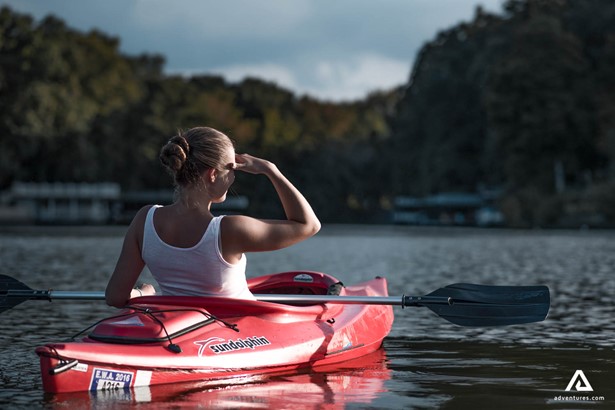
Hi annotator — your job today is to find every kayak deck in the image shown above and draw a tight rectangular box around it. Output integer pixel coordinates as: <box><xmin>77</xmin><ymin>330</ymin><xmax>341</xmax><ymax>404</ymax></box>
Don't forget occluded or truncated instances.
<box><xmin>36</xmin><ymin>271</ymin><xmax>394</xmax><ymax>393</ymax></box>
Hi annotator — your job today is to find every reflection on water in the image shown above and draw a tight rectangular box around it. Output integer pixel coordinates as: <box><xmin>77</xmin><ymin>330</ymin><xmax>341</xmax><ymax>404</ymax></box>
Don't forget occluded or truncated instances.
<box><xmin>385</xmin><ymin>337</ymin><xmax>615</xmax><ymax>409</ymax></box>
<box><xmin>1</xmin><ymin>225</ymin><xmax>614</xmax><ymax>408</ymax></box>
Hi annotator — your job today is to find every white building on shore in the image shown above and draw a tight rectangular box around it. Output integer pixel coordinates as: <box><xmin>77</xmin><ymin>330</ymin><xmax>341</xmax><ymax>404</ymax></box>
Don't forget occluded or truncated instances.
<box><xmin>0</xmin><ymin>182</ymin><xmax>249</xmax><ymax>225</ymax></box>
<box><xmin>4</xmin><ymin>182</ymin><xmax>121</xmax><ymax>224</ymax></box>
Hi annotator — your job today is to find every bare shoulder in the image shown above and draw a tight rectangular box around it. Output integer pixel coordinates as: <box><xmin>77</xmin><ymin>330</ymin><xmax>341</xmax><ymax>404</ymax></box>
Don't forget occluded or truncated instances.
<box><xmin>125</xmin><ymin>205</ymin><xmax>156</xmax><ymax>243</ymax></box>
<box><xmin>219</xmin><ymin>214</ymin><xmax>267</xmax><ymax>249</ymax></box>
<box><xmin>131</xmin><ymin>205</ymin><xmax>155</xmax><ymax>227</ymax></box>
<box><xmin>219</xmin><ymin>215</ymin><xmax>254</xmax><ymax>260</ymax></box>
<box><xmin>220</xmin><ymin>214</ymin><xmax>259</xmax><ymax>234</ymax></box>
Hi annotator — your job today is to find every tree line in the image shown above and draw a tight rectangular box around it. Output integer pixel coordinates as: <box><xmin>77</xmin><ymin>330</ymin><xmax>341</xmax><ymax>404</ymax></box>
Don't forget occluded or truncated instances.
<box><xmin>390</xmin><ymin>0</ymin><xmax>615</xmax><ymax>227</ymax></box>
<box><xmin>1</xmin><ymin>1</ymin><xmax>614</xmax><ymax>227</ymax></box>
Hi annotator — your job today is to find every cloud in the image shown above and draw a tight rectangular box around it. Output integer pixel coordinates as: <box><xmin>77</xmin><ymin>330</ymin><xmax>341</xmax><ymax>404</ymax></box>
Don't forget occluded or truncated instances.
<box><xmin>178</xmin><ymin>54</ymin><xmax>408</xmax><ymax>102</ymax></box>
<box><xmin>309</xmin><ymin>54</ymin><xmax>410</xmax><ymax>100</ymax></box>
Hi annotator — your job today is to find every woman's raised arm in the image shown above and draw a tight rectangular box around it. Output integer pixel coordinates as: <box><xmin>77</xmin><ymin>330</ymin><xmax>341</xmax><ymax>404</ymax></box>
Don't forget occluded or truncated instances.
<box><xmin>221</xmin><ymin>154</ymin><xmax>320</xmax><ymax>258</ymax></box>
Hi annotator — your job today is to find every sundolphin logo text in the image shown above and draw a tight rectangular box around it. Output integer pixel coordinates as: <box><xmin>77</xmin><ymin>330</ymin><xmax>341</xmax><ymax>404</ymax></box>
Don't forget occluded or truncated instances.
<box><xmin>194</xmin><ymin>336</ymin><xmax>271</xmax><ymax>356</ymax></box>
<box><xmin>565</xmin><ymin>370</ymin><xmax>593</xmax><ymax>392</ymax></box>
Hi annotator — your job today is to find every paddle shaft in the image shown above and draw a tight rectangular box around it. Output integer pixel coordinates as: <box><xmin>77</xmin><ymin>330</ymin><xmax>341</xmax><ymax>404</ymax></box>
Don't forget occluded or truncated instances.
<box><xmin>1</xmin><ymin>274</ymin><xmax>550</xmax><ymax>326</ymax></box>
<box><xmin>4</xmin><ymin>289</ymin><xmax>451</xmax><ymax>306</ymax></box>
<box><xmin>7</xmin><ymin>289</ymin><xmax>106</xmax><ymax>301</ymax></box>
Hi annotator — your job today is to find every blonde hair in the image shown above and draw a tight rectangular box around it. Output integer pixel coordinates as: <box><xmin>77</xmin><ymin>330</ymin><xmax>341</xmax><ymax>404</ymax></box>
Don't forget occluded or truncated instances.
<box><xmin>159</xmin><ymin>127</ymin><xmax>234</xmax><ymax>187</ymax></box>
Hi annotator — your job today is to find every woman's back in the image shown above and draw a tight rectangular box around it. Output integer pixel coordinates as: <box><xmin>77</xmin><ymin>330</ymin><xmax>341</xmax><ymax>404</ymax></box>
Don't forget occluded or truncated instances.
<box><xmin>142</xmin><ymin>205</ymin><xmax>254</xmax><ymax>299</ymax></box>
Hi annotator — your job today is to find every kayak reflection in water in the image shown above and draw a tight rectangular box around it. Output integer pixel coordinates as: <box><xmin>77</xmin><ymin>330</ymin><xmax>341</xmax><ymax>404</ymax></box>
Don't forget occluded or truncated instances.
<box><xmin>105</xmin><ymin>126</ymin><xmax>320</xmax><ymax>308</ymax></box>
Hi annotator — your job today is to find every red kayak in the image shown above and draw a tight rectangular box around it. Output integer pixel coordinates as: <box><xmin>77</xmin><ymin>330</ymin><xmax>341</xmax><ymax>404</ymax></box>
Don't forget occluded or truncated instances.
<box><xmin>35</xmin><ymin>271</ymin><xmax>394</xmax><ymax>393</ymax></box>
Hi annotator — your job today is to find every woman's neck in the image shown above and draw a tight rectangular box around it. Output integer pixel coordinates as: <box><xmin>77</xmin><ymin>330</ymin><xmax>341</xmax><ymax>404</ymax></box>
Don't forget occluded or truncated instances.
<box><xmin>175</xmin><ymin>185</ymin><xmax>213</xmax><ymax>213</ymax></box>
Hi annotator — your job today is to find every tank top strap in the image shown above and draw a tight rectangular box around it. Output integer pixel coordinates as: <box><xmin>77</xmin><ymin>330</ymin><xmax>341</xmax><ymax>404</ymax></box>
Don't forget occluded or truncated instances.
<box><xmin>143</xmin><ymin>205</ymin><xmax>162</xmax><ymax>252</ymax></box>
<box><xmin>207</xmin><ymin>215</ymin><xmax>224</xmax><ymax>254</ymax></box>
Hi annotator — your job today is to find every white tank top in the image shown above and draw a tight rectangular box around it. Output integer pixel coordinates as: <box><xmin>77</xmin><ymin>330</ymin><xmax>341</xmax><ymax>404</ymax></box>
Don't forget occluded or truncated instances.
<box><xmin>142</xmin><ymin>205</ymin><xmax>254</xmax><ymax>300</ymax></box>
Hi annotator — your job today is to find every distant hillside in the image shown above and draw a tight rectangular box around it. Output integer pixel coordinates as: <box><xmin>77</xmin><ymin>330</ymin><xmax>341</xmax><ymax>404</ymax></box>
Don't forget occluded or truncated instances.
<box><xmin>390</xmin><ymin>0</ymin><xmax>615</xmax><ymax>227</ymax></box>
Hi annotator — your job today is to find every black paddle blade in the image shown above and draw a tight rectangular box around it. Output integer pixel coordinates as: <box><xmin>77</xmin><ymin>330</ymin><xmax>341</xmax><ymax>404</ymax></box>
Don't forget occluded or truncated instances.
<box><xmin>0</xmin><ymin>274</ymin><xmax>34</xmax><ymax>313</ymax></box>
<box><xmin>423</xmin><ymin>283</ymin><xmax>550</xmax><ymax>326</ymax></box>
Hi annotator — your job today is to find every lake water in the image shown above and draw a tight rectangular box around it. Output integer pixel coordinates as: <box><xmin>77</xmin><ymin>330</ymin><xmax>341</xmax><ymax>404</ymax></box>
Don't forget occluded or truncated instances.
<box><xmin>0</xmin><ymin>225</ymin><xmax>614</xmax><ymax>409</ymax></box>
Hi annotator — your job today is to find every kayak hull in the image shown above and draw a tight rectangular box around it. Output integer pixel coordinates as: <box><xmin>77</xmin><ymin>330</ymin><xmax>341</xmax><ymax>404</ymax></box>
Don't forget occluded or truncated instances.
<box><xmin>36</xmin><ymin>271</ymin><xmax>394</xmax><ymax>393</ymax></box>
<box><xmin>45</xmin><ymin>348</ymin><xmax>391</xmax><ymax>408</ymax></box>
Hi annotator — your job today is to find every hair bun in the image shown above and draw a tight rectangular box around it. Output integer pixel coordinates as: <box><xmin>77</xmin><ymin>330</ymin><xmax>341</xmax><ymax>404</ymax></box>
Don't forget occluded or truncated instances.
<box><xmin>169</xmin><ymin>135</ymin><xmax>190</xmax><ymax>154</ymax></box>
<box><xmin>160</xmin><ymin>134</ymin><xmax>190</xmax><ymax>172</ymax></box>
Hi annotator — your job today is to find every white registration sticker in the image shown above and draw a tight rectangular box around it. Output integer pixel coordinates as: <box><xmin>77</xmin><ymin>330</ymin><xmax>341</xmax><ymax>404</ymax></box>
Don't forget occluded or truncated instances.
<box><xmin>89</xmin><ymin>368</ymin><xmax>134</xmax><ymax>391</ymax></box>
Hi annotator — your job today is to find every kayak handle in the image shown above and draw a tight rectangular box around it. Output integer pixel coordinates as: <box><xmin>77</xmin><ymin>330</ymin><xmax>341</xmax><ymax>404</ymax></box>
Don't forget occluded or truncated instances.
<box><xmin>50</xmin><ymin>359</ymin><xmax>79</xmax><ymax>375</ymax></box>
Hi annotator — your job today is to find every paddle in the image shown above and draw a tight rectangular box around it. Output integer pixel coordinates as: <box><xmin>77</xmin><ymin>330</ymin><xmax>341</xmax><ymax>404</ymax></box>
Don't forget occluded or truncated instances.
<box><xmin>0</xmin><ymin>274</ymin><xmax>549</xmax><ymax>326</ymax></box>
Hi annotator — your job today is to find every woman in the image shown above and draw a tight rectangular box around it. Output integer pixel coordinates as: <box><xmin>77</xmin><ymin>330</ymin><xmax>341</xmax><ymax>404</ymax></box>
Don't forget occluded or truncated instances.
<box><xmin>105</xmin><ymin>126</ymin><xmax>320</xmax><ymax>307</ymax></box>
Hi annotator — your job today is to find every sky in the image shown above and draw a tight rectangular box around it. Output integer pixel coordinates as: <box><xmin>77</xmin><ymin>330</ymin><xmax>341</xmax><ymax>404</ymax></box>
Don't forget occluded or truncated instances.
<box><xmin>3</xmin><ymin>0</ymin><xmax>506</xmax><ymax>101</ymax></box>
